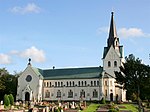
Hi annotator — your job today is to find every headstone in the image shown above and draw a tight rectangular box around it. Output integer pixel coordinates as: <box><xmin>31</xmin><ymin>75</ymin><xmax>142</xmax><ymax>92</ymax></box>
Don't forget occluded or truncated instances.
<box><xmin>71</xmin><ymin>101</ymin><xmax>75</xmax><ymax>109</ymax></box>
<box><xmin>59</xmin><ymin>102</ymin><xmax>61</xmax><ymax>107</ymax></box>
<box><xmin>46</xmin><ymin>106</ymin><xmax>49</xmax><ymax>112</ymax></box>
<box><xmin>15</xmin><ymin>101</ymin><xmax>19</xmax><ymax>106</ymax></box>
<box><xmin>64</xmin><ymin>105</ymin><xmax>68</xmax><ymax>110</ymax></box>
<box><xmin>0</xmin><ymin>101</ymin><xmax>3</xmax><ymax>105</ymax></box>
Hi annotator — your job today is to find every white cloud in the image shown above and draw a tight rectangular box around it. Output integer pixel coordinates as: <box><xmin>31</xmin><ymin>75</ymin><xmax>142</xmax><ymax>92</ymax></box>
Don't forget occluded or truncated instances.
<box><xmin>118</xmin><ymin>28</ymin><xmax>149</xmax><ymax>38</ymax></box>
<box><xmin>10</xmin><ymin>3</ymin><xmax>41</xmax><ymax>14</ymax></box>
<box><xmin>20</xmin><ymin>46</ymin><xmax>45</xmax><ymax>63</ymax></box>
<box><xmin>97</xmin><ymin>27</ymin><xmax>150</xmax><ymax>38</ymax></box>
<box><xmin>0</xmin><ymin>53</ymin><xmax>11</xmax><ymax>64</ymax></box>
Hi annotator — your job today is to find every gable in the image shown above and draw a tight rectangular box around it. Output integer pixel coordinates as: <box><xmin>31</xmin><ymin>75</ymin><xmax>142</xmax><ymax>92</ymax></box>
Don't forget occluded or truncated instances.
<box><xmin>104</xmin><ymin>45</ymin><xmax>120</xmax><ymax>60</ymax></box>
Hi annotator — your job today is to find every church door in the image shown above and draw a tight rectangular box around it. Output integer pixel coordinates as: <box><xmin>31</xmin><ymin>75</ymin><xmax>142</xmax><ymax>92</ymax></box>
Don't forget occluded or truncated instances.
<box><xmin>110</xmin><ymin>93</ymin><xmax>113</xmax><ymax>101</ymax></box>
<box><xmin>25</xmin><ymin>92</ymin><xmax>30</xmax><ymax>101</ymax></box>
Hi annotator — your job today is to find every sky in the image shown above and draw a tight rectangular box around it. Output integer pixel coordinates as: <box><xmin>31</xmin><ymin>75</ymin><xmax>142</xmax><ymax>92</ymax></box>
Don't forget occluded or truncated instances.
<box><xmin>0</xmin><ymin>0</ymin><xmax>150</xmax><ymax>74</ymax></box>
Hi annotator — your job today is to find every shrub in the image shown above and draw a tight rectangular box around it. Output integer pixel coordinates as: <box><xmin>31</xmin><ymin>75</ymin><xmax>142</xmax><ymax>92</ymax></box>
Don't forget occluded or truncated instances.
<box><xmin>4</xmin><ymin>94</ymin><xmax>10</xmax><ymax>106</ymax></box>
<box><xmin>101</xmin><ymin>97</ymin><xmax>106</xmax><ymax>104</ymax></box>
<box><xmin>8</xmin><ymin>94</ymin><xmax>14</xmax><ymax>105</ymax></box>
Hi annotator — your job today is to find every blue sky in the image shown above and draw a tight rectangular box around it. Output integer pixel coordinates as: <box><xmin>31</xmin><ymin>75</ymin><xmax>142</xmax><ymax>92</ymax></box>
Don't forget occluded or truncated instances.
<box><xmin>0</xmin><ymin>0</ymin><xmax>150</xmax><ymax>74</ymax></box>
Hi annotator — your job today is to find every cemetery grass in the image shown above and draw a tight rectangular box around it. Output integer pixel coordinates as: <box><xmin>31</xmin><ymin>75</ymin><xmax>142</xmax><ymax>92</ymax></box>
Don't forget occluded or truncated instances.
<box><xmin>81</xmin><ymin>103</ymin><xmax>100</xmax><ymax>112</ymax></box>
<box><xmin>118</xmin><ymin>104</ymin><xmax>138</xmax><ymax>112</ymax></box>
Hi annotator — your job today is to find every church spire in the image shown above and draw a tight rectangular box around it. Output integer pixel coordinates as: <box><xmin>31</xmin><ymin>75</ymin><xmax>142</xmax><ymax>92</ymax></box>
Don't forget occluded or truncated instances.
<box><xmin>107</xmin><ymin>12</ymin><xmax>118</xmax><ymax>47</ymax></box>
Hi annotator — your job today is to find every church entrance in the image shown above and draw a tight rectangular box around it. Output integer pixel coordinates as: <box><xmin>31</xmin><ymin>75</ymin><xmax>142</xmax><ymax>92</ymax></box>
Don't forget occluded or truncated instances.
<box><xmin>25</xmin><ymin>92</ymin><xmax>30</xmax><ymax>101</ymax></box>
<box><xmin>110</xmin><ymin>93</ymin><xmax>113</xmax><ymax>101</ymax></box>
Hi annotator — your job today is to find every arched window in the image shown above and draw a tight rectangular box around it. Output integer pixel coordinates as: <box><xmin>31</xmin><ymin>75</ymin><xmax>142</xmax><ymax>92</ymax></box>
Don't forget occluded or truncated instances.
<box><xmin>78</xmin><ymin>81</ymin><xmax>80</xmax><ymax>86</ymax></box>
<box><xmin>93</xmin><ymin>89</ymin><xmax>98</xmax><ymax>98</ymax></box>
<box><xmin>82</xmin><ymin>81</ymin><xmax>83</xmax><ymax>86</ymax></box>
<box><xmin>50</xmin><ymin>82</ymin><xmax>51</xmax><ymax>87</ymax></box>
<box><xmin>80</xmin><ymin>89</ymin><xmax>85</xmax><ymax>98</ymax></box>
<box><xmin>108</xmin><ymin>61</ymin><xmax>111</xmax><ymax>67</ymax></box>
<box><xmin>91</xmin><ymin>81</ymin><xmax>93</xmax><ymax>86</ymax></box>
<box><xmin>45</xmin><ymin>90</ymin><xmax>50</xmax><ymax>98</ymax></box>
<box><xmin>61</xmin><ymin>82</ymin><xmax>63</xmax><ymax>87</ymax></box>
<box><xmin>73</xmin><ymin>81</ymin><xmax>75</xmax><ymax>86</ymax></box>
<box><xmin>57</xmin><ymin>90</ymin><xmax>61</xmax><ymax>98</ymax></box>
<box><xmin>67</xmin><ymin>82</ymin><xmax>68</xmax><ymax>87</ymax></box>
<box><xmin>58</xmin><ymin>82</ymin><xmax>60</xmax><ymax>87</ymax></box>
<box><xmin>97</xmin><ymin>81</ymin><xmax>99</xmax><ymax>86</ymax></box>
<box><xmin>47</xmin><ymin>82</ymin><xmax>49</xmax><ymax>87</ymax></box>
<box><xmin>114</xmin><ymin>61</ymin><xmax>117</xmax><ymax>67</ymax></box>
<box><xmin>85</xmin><ymin>81</ymin><xmax>87</xmax><ymax>86</ymax></box>
<box><xmin>94</xmin><ymin>81</ymin><xmax>96</xmax><ymax>86</ymax></box>
<box><xmin>68</xmin><ymin>90</ymin><xmax>73</xmax><ymax>98</ymax></box>
<box><xmin>70</xmin><ymin>81</ymin><xmax>71</xmax><ymax>86</ymax></box>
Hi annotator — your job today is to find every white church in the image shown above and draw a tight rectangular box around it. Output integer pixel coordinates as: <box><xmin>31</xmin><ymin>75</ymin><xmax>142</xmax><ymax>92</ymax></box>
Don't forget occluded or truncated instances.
<box><xmin>16</xmin><ymin>12</ymin><xmax>126</xmax><ymax>102</ymax></box>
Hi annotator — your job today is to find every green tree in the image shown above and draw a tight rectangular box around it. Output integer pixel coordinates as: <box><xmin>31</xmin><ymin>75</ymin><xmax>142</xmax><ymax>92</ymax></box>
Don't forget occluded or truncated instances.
<box><xmin>0</xmin><ymin>68</ymin><xmax>18</xmax><ymax>101</ymax></box>
<box><xmin>115</xmin><ymin>54</ymin><xmax>150</xmax><ymax>111</ymax></box>
<box><xmin>4</xmin><ymin>94</ymin><xmax>10</xmax><ymax>106</ymax></box>
<box><xmin>8</xmin><ymin>94</ymin><xmax>14</xmax><ymax>105</ymax></box>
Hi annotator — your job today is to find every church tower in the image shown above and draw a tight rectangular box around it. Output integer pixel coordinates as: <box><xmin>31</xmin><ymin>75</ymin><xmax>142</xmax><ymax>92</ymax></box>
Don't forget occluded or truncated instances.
<box><xmin>102</xmin><ymin>12</ymin><xmax>126</xmax><ymax>101</ymax></box>
<box><xmin>103</xmin><ymin>12</ymin><xmax>124</xmax><ymax>78</ymax></box>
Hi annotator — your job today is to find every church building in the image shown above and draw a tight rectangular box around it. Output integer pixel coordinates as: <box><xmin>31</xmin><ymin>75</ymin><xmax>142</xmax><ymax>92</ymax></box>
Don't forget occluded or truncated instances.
<box><xmin>16</xmin><ymin>12</ymin><xmax>126</xmax><ymax>102</ymax></box>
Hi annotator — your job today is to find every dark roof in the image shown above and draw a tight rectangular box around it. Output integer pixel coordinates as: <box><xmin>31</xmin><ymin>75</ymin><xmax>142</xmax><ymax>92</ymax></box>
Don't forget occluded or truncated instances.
<box><xmin>32</xmin><ymin>67</ymin><xmax>103</xmax><ymax>80</ymax></box>
<box><xmin>103</xmin><ymin>45</ymin><xmax>123</xmax><ymax>59</ymax></box>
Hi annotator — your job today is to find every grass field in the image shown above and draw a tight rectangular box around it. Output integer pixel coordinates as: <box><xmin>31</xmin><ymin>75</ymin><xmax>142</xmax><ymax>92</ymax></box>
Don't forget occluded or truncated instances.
<box><xmin>81</xmin><ymin>103</ymin><xmax>100</xmax><ymax>112</ymax></box>
<box><xmin>81</xmin><ymin>103</ymin><xmax>138</xmax><ymax>112</ymax></box>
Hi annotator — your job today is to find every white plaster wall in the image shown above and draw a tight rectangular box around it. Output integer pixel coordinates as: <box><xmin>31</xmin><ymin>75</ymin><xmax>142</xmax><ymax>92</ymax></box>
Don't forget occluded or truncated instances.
<box><xmin>43</xmin><ymin>78</ymin><xmax>102</xmax><ymax>101</ymax></box>
<box><xmin>17</xmin><ymin>66</ymin><xmax>41</xmax><ymax>101</ymax></box>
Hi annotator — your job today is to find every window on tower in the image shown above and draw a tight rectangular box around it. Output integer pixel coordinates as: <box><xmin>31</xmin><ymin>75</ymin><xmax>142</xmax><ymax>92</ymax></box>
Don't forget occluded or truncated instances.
<box><xmin>114</xmin><ymin>61</ymin><xmax>117</xmax><ymax>67</ymax></box>
<box><xmin>108</xmin><ymin>61</ymin><xmax>111</xmax><ymax>67</ymax></box>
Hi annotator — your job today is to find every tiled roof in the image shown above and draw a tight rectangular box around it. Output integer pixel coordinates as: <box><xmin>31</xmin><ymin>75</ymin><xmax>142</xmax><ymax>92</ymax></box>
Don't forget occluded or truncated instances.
<box><xmin>32</xmin><ymin>67</ymin><xmax>103</xmax><ymax>80</ymax></box>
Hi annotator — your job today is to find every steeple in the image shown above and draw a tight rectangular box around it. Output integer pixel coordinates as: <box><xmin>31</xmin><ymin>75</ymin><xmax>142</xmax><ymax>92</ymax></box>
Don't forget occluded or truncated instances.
<box><xmin>107</xmin><ymin>12</ymin><xmax>119</xmax><ymax>47</ymax></box>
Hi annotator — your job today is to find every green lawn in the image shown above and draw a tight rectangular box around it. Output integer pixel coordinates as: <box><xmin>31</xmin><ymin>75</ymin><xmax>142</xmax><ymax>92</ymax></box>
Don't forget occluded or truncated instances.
<box><xmin>81</xmin><ymin>103</ymin><xmax>138</xmax><ymax>112</ymax></box>
<box><xmin>119</xmin><ymin>104</ymin><xmax>138</xmax><ymax>112</ymax></box>
<box><xmin>81</xmin><ymin>103</ymin><xmax>100</xmax><ymax>112</ymax></box>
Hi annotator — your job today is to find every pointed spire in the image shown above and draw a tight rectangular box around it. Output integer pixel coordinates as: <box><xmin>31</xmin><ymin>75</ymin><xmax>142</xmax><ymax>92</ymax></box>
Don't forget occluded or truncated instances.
<box><xmin>107</xmin><ymin>12</ymin><xmax>118</xmax><ymax>47</ymax></box>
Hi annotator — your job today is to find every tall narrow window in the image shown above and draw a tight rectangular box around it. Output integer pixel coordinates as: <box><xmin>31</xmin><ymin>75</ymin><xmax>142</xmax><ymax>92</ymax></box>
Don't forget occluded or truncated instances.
<box><xmin>58</xmin><ymin>82</ymin><xmax>60</xmax><ymax>87</ymax></box>
<box><xmin>70</xmin><ymin>81</ymin><xmax>71</xmax><ymax>86</ymax></box>
<box><xmin>114</xmin><ymin>61</ymin><xmax>117</xmax><ymax>67</ymax></box>
<box><xmin>78</xmin><ymin>81</ymin><xmax>80</xmax><ymax>86</ymax></box>
<box><xmin>85</xmin><ymin>81</ymin><xmax>87</xmax><ymax>86</ymax></box>
<box><xmin>82</xmin><ymin>81</ymin><xmax>83</xmax><ymax>86</ymax></box>
<box><xmin>73</xmin><ymin>81</ymin><xmax>75</xmax><ymax>86</ymax></box>
<box><xmin>94</xmin><ymin>81</ymin><xmax>96</xmax><ymax>86</ymax></box>
<box><xmin>55</xmin><ymin>82</ymin><xmax>57</xmax><ymax>87</ymax></box>
<box><xmin>67</xmin><ymin>82</ymin><xmax>68</xmax><ymax>87</ymax></box>
<box><xmin>50</xmin><ymin>82</ymin><xmax>51</xmax><ymax>87</ymax></box>
<box><xmin>93</xmin><ymin>89</ymin><xmax>98</xmax><ymax>98</ymax></box>
<box><xmin>91</xmin><ymin>81</ymin><xmax>93</xmax><ymax>86</ymax></box>
<box><xmin>61</xmin><ymin>82</ymin><xmax>63</xmax><ymax>87</ymax></box>
<box><xmin>45</xmin><ymin>90</ymin><xmax>50</xmax><ymax>98</ymax></box>
<box><xmin>80</xmin><ymin>89</ymin><xmax>85</xmax><ymax>98</ymax></box>
<box><xmin>47</xmin><ymin>82</ymin><xmax>49</xmax><ymax>87</ymax></box>
<box><xmin>97</xmin><ymin>81</ymin><xmax>99</xmax><ymax>86</ymax></box>
<box><xmin>105</xmin><ymin>89</ymin><xmax>107</xmax><ymax>96</ymax></box>
<box><xmin>68</xmin><ymin>90</ymin><xmax>73</xmax><ymax>98</ymax></box>
<box><xmin>57</xmin><ymin>90</ymin><xmax>61</xmax><ymax>98</ymax></box>
<box><xmin>108</xmin><ymin>61</ymin><xmax>111</xmax><ymax>67</ymax></box>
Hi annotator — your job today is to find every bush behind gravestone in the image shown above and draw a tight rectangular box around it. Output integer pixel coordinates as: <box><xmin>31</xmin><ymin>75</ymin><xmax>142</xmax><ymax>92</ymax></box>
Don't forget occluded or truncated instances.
<box><xmin>8</xmin><ymin>94</ymin><xmax>14</xmax><ymax>105</ymax></box>
<box><xmin>4</xmin><ymin>94</ymin><xmax>10</xmax><ymax>106</ymax></box>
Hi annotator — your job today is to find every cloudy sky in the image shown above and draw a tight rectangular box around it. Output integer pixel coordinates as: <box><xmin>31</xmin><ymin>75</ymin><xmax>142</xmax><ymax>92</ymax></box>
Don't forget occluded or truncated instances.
<box><xmin>0</xmin><ymin>0</ymin><xmax>150</xmax><ymax>74</ymax></box>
